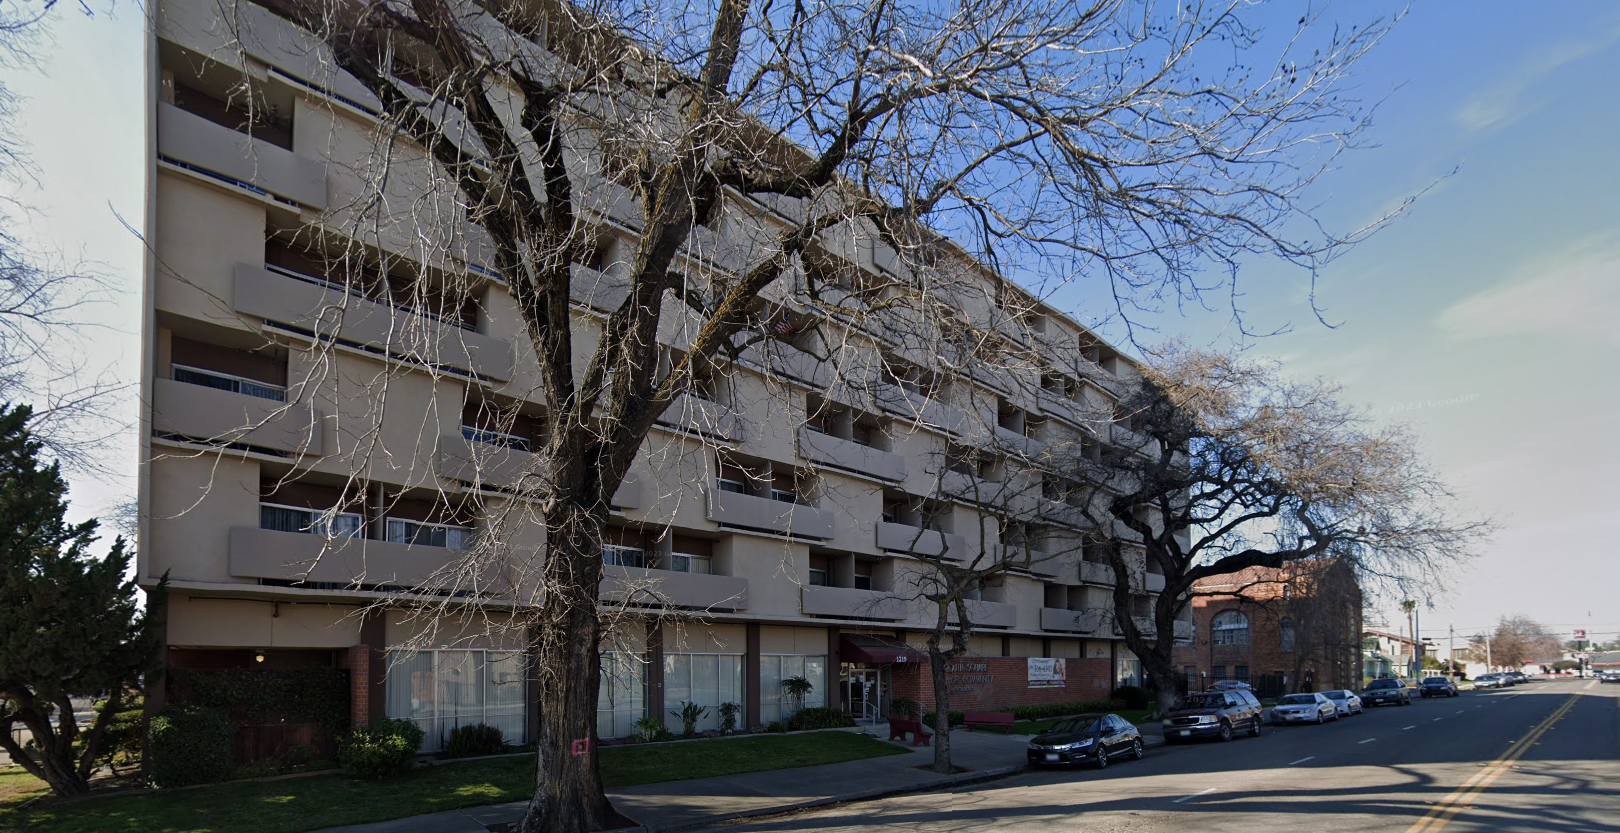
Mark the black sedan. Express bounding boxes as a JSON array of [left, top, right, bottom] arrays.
[[1420, 676, 1459, 698], [1361, 677, 1412, 706], [1027, 713, 1144, 768]]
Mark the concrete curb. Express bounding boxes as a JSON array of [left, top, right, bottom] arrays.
[[637, 734, 1167, 833], [637, 763, 1030, 833]]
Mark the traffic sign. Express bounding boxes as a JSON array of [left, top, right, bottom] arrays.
[[1575, 629, 1587, 640]]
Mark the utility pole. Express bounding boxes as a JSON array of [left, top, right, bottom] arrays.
[[1449, 624, 1455, 677], [1484, 631, 1492, 670]]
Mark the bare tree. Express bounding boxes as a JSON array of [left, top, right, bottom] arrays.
[[1465, 615, 1560, 671], [1071, 346, 1485, 714], [0, 1, 126, 472], [159, 1, 1420, 828]]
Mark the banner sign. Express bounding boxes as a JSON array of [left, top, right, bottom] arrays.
[[1028, 657, 1067, 689]]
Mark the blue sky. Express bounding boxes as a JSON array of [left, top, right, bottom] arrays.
[[6, 1, 1617, 648]]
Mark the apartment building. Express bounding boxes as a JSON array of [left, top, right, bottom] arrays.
[[1174, 561, 1364, 696], [138, 0, 1190, 754]]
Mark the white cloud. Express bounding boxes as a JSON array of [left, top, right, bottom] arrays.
[[1436, 240, 1620, 346], [1456, 24, 1620, 132]]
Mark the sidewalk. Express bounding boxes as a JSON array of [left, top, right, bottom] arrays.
[[315, 725, 1077, 833]]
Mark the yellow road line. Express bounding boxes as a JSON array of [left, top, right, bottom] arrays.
[[1404, 694, 1578, 833]]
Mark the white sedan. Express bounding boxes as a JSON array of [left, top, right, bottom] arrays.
[[1272, 693, 1339, 724], [1320, 689, 1364, 716]]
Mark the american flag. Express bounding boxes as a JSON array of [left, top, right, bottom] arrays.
[[772, 318, 795, 335]]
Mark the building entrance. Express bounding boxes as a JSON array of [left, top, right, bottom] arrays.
[[840, 663, 889, 721]]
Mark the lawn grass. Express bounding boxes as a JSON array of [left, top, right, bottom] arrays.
[[0, 731, 905, 833], [1010, 708, 1156, 735]]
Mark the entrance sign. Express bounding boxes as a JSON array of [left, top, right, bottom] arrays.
[[1028, 657, 1067, 689]]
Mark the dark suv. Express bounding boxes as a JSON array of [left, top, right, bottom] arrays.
[[1162, 688, 1264, 742], [1362, 677, 1412, 706], [1420, 676, 1458, 698]]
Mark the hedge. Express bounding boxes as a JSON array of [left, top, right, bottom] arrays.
[[788, 707, 856, 730], [149, 705, 235, 787], [167, 668, 350, 729], [923, 699, 1126, 727], [442, 723, 505, 758]]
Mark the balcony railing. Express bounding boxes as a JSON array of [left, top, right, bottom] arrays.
[[173, 365, 286, 403]]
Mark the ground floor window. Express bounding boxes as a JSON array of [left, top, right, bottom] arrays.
[[663, 653, 744, 734], [385, 649, 527, 753], [1116, 657, 1142, 689], [759, 655, 828, 725], [598, 651, 647, 740]]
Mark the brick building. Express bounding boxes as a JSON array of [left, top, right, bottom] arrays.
[[1174, 560, 1362, 695]]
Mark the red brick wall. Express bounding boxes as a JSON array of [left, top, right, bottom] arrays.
[[343, 645, 373, 728], [891, 657, 1115, 712]]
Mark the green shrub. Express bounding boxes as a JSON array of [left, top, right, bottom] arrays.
[[337, 718, 424, 779], [1111, 686, 1150, 710], [148, 705, 235, 787], [232, 759, 281, 780], [718, 702, 742, 734], [889, 698, 922, 719], [670, 701, 708, 738], [96, 695, 147, 772], [787, 707, 855, 730], [922, 710, 964, 727], [1007, 699, 1127, 722], [765, 720, 787, 733], [442, 723, 505, 758]]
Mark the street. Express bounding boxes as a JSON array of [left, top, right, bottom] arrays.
[[725, 678, 1618, 833]]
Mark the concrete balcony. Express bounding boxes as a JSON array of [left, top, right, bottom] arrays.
[[655, 393, 743, 442], [568, 263, 633, 313], [610, 476, 642, 510], [949, 599, 1018, 628], [1174, 620, 1195, 640], [705, 488, 835, 539], [876, 521, 966, 560], [1039, 499, 1087, 528], [1146, 572, 1166, 593], [153, 377, 327, 455], [874, 384, 971, 436], [1115, 616, 1157, 638], [1041, 607, 1107, 633], [797, 427, 905, 482], [1079, 561, 1115, 585], [801, 585, 907, 621], [993, 425, 1044, 458], [991, 544, 1064, 579], [228, 526, 456, 588], [158, 0, 382, 115], [437, 435, 535, 489], [764, 342, 832, 388], [233, 264, 513, 382], [600, 565, 748, 611], [157, 102, 327, 209]]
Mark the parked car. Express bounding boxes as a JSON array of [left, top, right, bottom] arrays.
[[1472, 673, 1507, 689], [1599, 670, 1620, 684], [1208, 679, 1253, 692], [1420, 676, 1459, 698], [1502, 671, 1529, 685], [1361, 677, 1412, 706], [1027, 713, 1145, 768], [1162, 688, 1264, 742], [1272, 693, 1339, 724], [1321, 689, 1364, 716]]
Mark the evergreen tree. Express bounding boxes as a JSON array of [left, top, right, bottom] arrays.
[[0, 403, 164, 795]]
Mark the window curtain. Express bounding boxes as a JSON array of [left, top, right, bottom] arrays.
[[663, 654, 744, 733], [597, 652, 647, 739]]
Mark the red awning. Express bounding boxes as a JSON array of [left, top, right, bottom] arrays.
[[840, 635, 924, 664]]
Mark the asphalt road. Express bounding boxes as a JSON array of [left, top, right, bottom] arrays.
[[723, 678, 1618, 833]]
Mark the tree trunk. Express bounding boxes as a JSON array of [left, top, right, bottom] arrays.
[[1144, 651, 1183, 718], [518, 503, 616, 833], [0, 711, 92, 795], [927, 648, 954, 773]]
